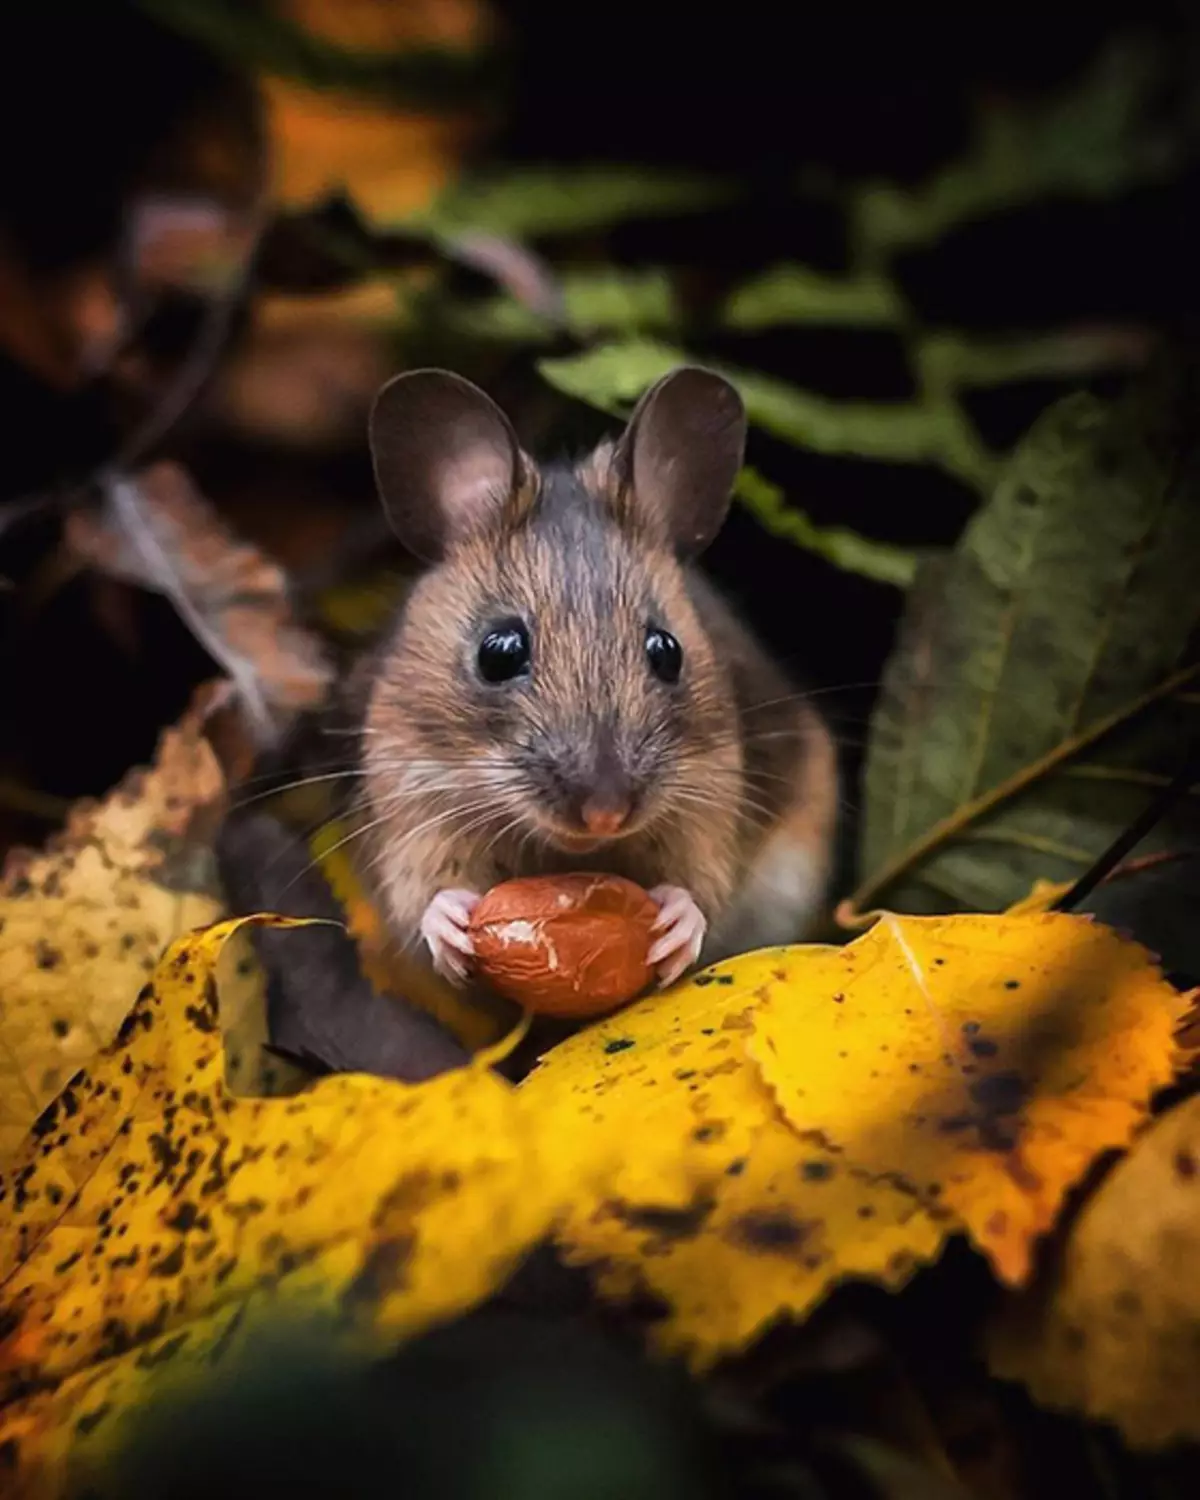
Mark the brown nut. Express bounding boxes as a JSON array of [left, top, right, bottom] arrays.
[[468, 873, 659, 1018]]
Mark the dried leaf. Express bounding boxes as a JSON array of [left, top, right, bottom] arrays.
[[988, 1092, 1200, 1449], [0, 690, 228, 1159], [0, 916, 563, 1497], [212, 280, 401, 448], [66, 464, 334, 746], [850, 370, 1200, 919], [520, 912, 1186, 1368], [265, 74, 479, 221], [750, 913, 1188, 1285]]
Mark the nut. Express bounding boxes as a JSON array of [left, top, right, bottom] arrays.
[[468, 873, 658, 1018]]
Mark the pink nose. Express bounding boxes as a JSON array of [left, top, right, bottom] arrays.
[[580, 798, 631, 836]]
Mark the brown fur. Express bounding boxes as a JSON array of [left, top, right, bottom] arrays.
[[350, 442, 838, 976]]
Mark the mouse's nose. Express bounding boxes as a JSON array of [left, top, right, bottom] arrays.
[[579, 794, 632, 837]]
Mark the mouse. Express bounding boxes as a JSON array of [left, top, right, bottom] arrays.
[[344, 364, 840, 1000]]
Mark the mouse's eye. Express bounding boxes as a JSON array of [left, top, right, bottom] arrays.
[[645, 626, 682, 684], [477, 618, 532, 683]]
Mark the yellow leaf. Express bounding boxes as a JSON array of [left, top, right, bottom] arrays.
[[0, 691, 228, 1159], [519, 962, 946, 1370], [988, 1091, 1200, 1449], [1005, 878, 1074, 915], [0, 915, 562, 1496], [521, 912, 1187, 1368], [751, 912, 1188, 1285]]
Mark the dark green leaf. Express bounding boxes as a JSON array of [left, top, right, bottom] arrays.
[[853, 367, 1200, 916]]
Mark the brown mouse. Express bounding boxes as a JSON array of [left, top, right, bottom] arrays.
[[347, 365, 839, 998]]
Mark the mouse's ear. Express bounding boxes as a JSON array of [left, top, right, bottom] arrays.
[[613, 366, 746, 557], [369, 369, 522, 560]]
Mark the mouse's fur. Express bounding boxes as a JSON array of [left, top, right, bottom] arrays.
[[349, 366, 838, 976]]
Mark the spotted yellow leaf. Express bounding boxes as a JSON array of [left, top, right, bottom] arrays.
[[522, 911, 1187, 1368], [0, 916, 563, 1497], [519, 962, 946, 1370], [751, 912, 1189, 1284], [0, 693, 227, 1159]]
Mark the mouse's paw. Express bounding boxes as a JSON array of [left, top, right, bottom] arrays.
[[647, 885, 707, 989], [419, 888, 480, 984]]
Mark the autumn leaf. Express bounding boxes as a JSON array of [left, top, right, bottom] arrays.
[[0, 916, 563, 1498], [988, 1091, 1200, 1449], [65, 463, 335, 747], [520, 954, 946, 1371], [264, 75, 480, 222], [258, 0, 492, 221], [848, 367, 1200, 921], [750, 912, 1189, 1284], [0, 690, 229, 1159], [520, 912, 1186, 1368]]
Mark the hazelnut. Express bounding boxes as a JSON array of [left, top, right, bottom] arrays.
[[468, 873, 658, 1018]]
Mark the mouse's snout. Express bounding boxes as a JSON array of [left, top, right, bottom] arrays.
[[523, 731, 648, 849], [578, 787, 634, 837], [554, 766, 640, 846]]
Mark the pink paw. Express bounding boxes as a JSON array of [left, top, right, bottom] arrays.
[[647, 885, 707, 989], [419, 888, 481, 984]]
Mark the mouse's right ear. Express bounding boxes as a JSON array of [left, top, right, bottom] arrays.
[[369, 369, 522, 560]]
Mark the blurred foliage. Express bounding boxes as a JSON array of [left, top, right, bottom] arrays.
[[138, 0, 502, 108], [97, 7, 1199, 590]]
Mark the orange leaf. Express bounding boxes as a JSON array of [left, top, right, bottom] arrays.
[[265, 76, 479, 221]]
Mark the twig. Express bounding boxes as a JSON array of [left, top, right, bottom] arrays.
[[1053, 738, 1200, 912]]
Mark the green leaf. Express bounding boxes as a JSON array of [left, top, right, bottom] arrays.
[[850, 38, 1179, 262], [537, 339, 684, 414], [411, 168, 732, 239], [722, 264, 902, 330], [850, 367, 1200, 917], [535, 340, 917, 584], [538, 340, 995, 488], [735, 469, 917, 588], [443, 269, 679, 344]]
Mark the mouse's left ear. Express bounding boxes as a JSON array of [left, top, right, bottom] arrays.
[[612, 366, 746, 558]]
